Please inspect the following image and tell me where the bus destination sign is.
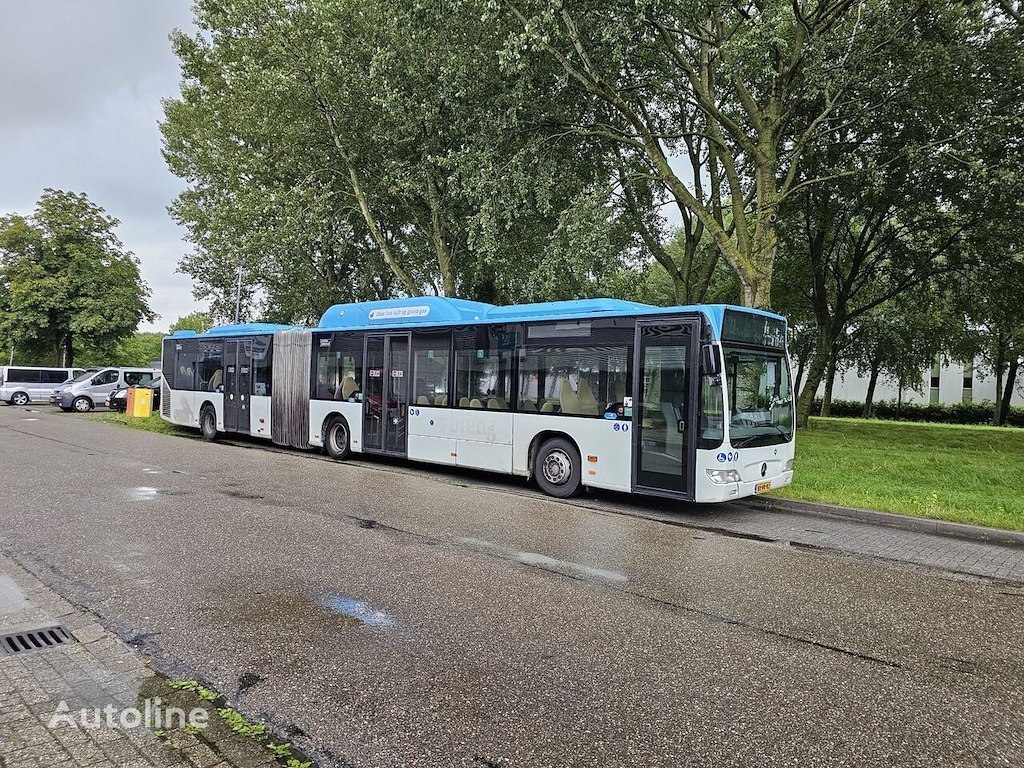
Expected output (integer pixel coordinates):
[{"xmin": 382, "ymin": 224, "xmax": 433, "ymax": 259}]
[{"xmin": 721, "ymin": 309, "xmax": 786, "ymax": 349}]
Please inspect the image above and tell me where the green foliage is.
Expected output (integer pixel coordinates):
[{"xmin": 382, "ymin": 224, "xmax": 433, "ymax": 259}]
[
  {"xmin": 217, "ymin": 706, "xmax": 266, "ymax": 739},
  {"xmin": 0, "ymin": 190, "xmax": 154, "ymax": 366},
  {"xmin": 167, "ymin": 679, "xmax": 221, "ymax": 702},
  {"xmin": 811, "ymin": 399, "xmax": 1024, "ymax": 429},
  {"xmin": 169, "ymin": 312, "xmax": 211, "ymax": 334},
  {"xmin": 162, "ymin": 0, "xmax": 615, "ymax": 320}
]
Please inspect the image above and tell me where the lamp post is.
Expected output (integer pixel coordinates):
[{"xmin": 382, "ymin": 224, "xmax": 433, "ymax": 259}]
[{"xmin": 234, "ymin": 263, "xmax": 243, "ymax": 324}]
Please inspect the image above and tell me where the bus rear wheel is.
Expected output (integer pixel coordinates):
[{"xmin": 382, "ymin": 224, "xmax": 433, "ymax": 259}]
[
  {"xmin": 535, "ymin": 437, "xmax": 582, "ymax": 499},
  {"xmin": 324, "ymin": 416, "xmax": 351, "ymax": 460},
  {"xmin": 200, "ymin": 405, "xmax": 218, "ymax": 441}
]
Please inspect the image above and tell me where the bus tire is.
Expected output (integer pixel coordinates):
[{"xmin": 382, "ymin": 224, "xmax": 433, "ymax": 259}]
[
  {"xmin": 534, "ymin": 437, "xmax": 582, "ymax": 499},
  {"xmin": 324, "ymin": 416, "xmax": 351, "ymax": 460},
  {"xmin": 200, "ymin": 405, "xmax": 218, "ymax": 441}
]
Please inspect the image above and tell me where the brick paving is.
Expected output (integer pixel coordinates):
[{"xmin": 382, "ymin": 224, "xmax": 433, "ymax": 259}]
[{"xmin": 0, "ymin": 555, "xmax": 275, "ymax": 768}]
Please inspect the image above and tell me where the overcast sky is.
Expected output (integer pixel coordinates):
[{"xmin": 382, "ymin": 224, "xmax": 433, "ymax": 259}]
[{"xmin": 0, "ymin": 0, "xmax": 201, "ymax": 332}]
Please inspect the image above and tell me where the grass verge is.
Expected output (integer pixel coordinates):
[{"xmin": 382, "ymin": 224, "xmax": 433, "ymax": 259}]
[
  {"xmin": 91, "ymin": 410, "xmax": 193, "ymax": 437},
  {"xmin": 772, "ymin": 417, "xmax": 1024, "ymax": 531}
]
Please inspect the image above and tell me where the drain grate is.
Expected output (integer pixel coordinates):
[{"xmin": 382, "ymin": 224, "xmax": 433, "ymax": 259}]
[{"xmin": 0, "ymin": 625, "xmax": 73, "ymax": 656}]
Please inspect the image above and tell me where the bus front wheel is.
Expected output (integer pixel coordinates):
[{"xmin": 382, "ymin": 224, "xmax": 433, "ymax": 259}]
[
  {"xmin": 324, "ymin": 416, "xmax": 351, "ymax": 460},
  {"xmin": 535, "ymin": 437, "xmax": 582, "ymax": 499}
]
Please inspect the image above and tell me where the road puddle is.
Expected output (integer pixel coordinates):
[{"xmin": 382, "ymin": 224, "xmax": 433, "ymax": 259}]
[{"xmin": 318, "ymin": 596, "xmax": 394, "ymax": 627}]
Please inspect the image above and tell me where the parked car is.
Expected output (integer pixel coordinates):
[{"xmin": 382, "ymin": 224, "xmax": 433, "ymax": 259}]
[
  {"xmin": 55, "ymin": 367, "xmax": 158, "ymax": 412},
  {"xmin": 0, "ymin": 366, "xmax": 84, "ymax": 405},
  {"xmin": 106, "ymin": 375, "xmax": 162, "ymax": 412}
]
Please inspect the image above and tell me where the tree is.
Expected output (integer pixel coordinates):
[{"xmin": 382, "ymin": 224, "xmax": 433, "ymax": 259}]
[
  {"xmin": 849, "ymin": 293, "xmax": 948, "ymax": 417},
  {"xmin": 493, "ymin": 0, "xmax": 929, "ymax": 308},
  {"xmin": 169, "ymin": 311, "xmax": 211, "ymax": 334},
  {"xmin": 774, "ymin": 1, "xmax": 1005, "ymax": 428},
  {"xmin": 162, "ymin": 0, "xmax": 614, "ymax": 320},
  {"xmin": 0, "ymin": 190, "xmax": 154, "ymax": 366}
]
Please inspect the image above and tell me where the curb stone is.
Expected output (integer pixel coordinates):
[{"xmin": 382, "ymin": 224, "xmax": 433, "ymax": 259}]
[{"xmin": 743, "ymin": 495, "xmax": 1024, "ymax": 549}]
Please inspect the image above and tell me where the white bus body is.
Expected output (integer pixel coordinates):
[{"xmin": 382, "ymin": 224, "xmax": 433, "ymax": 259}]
[{"xmin": 161, "ymin": 299, "xmax": 794, "ymax": 503}]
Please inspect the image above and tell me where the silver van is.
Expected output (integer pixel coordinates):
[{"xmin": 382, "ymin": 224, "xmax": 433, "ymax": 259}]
[
  {"xmin": 0, "ymin": 366, "xmax": 84, "ymax": 405},
  {"xmin": 54, "ymin": 367, "xmax": 158, "ymax": 412}
]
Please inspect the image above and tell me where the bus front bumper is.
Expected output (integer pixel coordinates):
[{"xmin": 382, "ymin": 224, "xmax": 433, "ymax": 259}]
[{"xmin": 698, "ymin": 470, "xmax": 794, "ymax": 503}]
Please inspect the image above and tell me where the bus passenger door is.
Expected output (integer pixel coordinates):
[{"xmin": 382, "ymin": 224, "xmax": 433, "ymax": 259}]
[
  {"xmin": 384, "ymin": 335, "xmax": 410, "ymax": 455},
  {"xmin": 632, "ymin": 320, "xmax": 699, "ymax": 499},
  {"xmin": 223, "ymin": 339, "xmax": 252, "ymax": 433},
  {"xmin": 363, "ymin": 334, "xmax": 410, "ymax": 456}
]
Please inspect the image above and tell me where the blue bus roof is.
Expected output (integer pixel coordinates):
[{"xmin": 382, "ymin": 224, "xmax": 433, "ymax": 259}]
[
  {"xmin": 177, "ymin": 298, "xmax": 785, "ymax": 340},
  {"xmin": 169, "ymin": 322, "xmax": 298, "ymax": 339},
  {"xmin": 315, "ymin": 297, "xmax": 785, "ymax": 338}
]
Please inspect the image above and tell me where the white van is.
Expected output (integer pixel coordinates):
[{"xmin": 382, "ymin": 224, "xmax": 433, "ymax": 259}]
[
  {"xmin": 0, "ymin": 366, "xmax": 84, "ymax": 405},
  {"xmin": 54, "ymin": 367, "xmax": 158, "ymax": 412}
]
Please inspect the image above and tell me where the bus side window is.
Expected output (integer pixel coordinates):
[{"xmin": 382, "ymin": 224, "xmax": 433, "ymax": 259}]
[
  {"xmin": 454, "ymin": 328, "xmax": 512, "ymax": 409},
  {"xmin": 412, "ymin": 331, "xmax": 451, "ymax": 406}
]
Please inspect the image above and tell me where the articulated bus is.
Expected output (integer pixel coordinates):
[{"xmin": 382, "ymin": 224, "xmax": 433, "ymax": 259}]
[{"xmin": 160, "ymin": 298, "xmax": 794, "ymax": 502}]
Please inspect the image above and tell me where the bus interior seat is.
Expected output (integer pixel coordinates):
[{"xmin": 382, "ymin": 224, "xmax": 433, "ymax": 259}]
[
  {"xmin": 459, "ymin": 396, "xmax": 471, "ymax": 408},
  {"xmin": 469, "ymin": 398, "xmax": 483, "ymax": 409},
  {"xmin": 540, "ymin": 401, "xmax": 555, "ymax": 413},
  {"xmin": 208, "ymin": 369, "xmax": 223, "ymax": 392},
  {"xmin": 577, "ymin": 379, "xmax": 600, "ymax": 415},
  {"xmin": 487, "ymin": 398, "xmax": 510, "ymax": 410},
  {"xmin": 339, "ymin": 376, "xmax": 358, "ymax": 399},
  {"xmin": 559, "ymin": 380, "xmax": 581, "ymax": 415},
  {"xmin": 520, "ymin": 399, "xmax": 537, "ymax": 412},
  {"xmin": 417, "ymin": 395, "xmax": 430, "ymax": 405},
  {"xmin": 434, "ymin": 395, "xmax": 448, "ymax": 406}
]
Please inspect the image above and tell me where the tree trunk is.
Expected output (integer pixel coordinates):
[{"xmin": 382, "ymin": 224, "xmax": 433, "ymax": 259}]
[
  {"xmin": 993, "ymin": 332, "xmax": 1007, "ymax": 425},
  {"xmin": 425, "ymin": 172, "xmax": 456, "ymax": 296},
  {"xmin": 796, "ymin": 325, "xmax": 832, "ymax": 429},
  {"xmin": 64, "ymin": 332, "xmax": 73, "ymax": 368},
  {"xmin": 820, "ymin": 346, "xmax": 839, "ymax": 417},
  {"xmin": 795, "ymin": 355, "xmax": 807, "ymax": 397},
  {"xmin": 862, "ymin": 361, "xmax": 881, "ymax": 418},
  {"xmin": 997, "ymin": 357, "xmax": 1019, "ymax": 427}
]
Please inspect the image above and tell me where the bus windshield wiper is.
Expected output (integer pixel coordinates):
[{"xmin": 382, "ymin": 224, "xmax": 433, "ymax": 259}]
[{"xmin": 731, "ymin": 425, "xmax": 790, "ymax": 448}]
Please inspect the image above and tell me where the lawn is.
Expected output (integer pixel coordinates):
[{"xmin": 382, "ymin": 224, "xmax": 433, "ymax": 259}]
[
  {"xmin": 91, "ymin": 410, "xmax": 193, "ymax": 437},
  {"xmin": 773, "ymin": 417, "xmax": 1024, "ymax": 531}
]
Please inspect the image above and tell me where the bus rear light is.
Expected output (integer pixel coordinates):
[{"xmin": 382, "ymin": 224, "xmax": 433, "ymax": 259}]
[{"xmin": 706, "ymin": 469, "xmax": 741, "ymax": 484}]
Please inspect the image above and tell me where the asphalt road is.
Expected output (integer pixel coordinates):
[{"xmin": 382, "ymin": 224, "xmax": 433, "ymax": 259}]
[{"xmin": 1, "ymin": 405, "xmax": 1022, "ymax": 767}]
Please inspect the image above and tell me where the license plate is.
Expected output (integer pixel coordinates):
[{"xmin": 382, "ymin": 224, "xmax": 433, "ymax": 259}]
[{"xmin": 755, "ymin": 481, "xmax": 772, "ymax": 494}]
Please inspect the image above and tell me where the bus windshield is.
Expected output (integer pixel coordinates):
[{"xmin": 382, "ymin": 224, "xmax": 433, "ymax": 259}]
[{"xmin": 724, "ymin": 346, "xmax": 793, "ymax": 448}]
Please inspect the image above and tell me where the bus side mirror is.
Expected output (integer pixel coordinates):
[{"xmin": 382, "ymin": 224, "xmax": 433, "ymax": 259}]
[{"xmin": 701, "ymin": 344, "xmax": 721, "ymax": 376}]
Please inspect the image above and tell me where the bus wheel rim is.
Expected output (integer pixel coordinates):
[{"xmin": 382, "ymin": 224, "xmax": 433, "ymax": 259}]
[
  {"xmin": 331, "ymin": 423, "xmax": 347, "ymax": 451},
  {"xmin": 542, "ymin": 449, "xmax": 572, "ymax": 485}
]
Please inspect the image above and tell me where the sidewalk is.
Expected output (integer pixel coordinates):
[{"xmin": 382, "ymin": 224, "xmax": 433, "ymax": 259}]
[{"xmin": 0, "ymin": 554, "xmax": 281, "ymax": 768}]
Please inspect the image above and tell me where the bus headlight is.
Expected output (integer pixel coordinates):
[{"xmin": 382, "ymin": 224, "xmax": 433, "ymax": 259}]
[
  {"xmin": 706, "ymin": 469, "xmax": 741, "ymax": 484},
  {"xmin": 784, "ymin": 458, "xmax": 794, "ymax": 472}
]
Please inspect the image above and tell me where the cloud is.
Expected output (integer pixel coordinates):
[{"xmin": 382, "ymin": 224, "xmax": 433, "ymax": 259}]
[{"xmin": 0, "ymin": 0, "xmax": 202, "ymax": 332}]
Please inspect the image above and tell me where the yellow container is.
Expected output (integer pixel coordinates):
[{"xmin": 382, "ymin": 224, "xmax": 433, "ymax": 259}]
[{"xmin": 129, "ymin": 387, "xmax": 153, "ymax": 418}]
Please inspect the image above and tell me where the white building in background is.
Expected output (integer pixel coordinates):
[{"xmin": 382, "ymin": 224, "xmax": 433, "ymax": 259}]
[{"xmin": 812, "ymin": 358, "xmax": 1024, "ymax": 407}]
